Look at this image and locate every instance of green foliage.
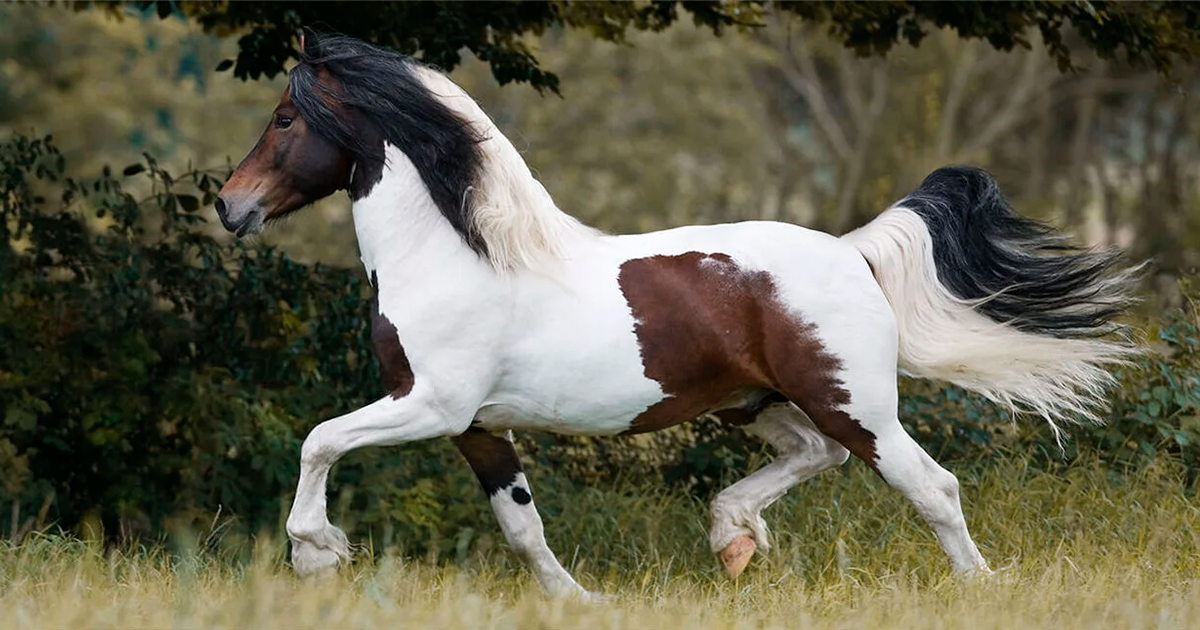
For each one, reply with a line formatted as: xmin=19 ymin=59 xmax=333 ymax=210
xmin=0 ymin=133 xmax=480 ymax=549
xmin=79 ymin=1 xmax=750 ymax=93
xmin=77 ymin=1 xmax=1200 ymax=92
xmin=1078 ymin=287 xmax=1200 ymax=472
xmin=781 ymin=1 xmax=1200 ymax=76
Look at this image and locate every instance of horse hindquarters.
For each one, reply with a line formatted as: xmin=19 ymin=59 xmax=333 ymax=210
xmin=796 ymin=166 xmax=1141 ymax=576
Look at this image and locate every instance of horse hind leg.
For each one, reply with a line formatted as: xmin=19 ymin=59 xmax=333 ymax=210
xmin=773 ymin=323 xmax=991 ymax=576
xmin=709 ymin=401 xmax=849 ymax=579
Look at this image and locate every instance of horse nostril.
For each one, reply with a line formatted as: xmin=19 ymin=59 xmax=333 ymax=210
xmin=214 ymin=196 xmax=227 ymax=218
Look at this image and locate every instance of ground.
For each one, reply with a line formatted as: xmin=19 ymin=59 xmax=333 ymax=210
xmin=2 ymin=457 xmax=1197 ymax=629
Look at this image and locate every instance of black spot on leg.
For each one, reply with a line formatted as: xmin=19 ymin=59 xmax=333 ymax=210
xmin=511 ymin=487 xmax=532 ymax=505
xmin=452 ymin=429 xmax=523 ymax=496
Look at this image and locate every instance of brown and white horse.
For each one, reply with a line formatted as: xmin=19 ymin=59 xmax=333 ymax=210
xmin=216 ymin=34 xmax=1140 ymax=597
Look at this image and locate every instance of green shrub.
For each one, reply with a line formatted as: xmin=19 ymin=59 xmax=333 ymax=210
xmin=1079 ymin=285 xmax=1200 ymax=474
xmin=0 ymin=134 xmax=484 ymax=552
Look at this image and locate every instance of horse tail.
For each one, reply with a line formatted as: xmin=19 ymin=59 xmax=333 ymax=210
xmin=841 ymin=166 xmax=1143 ymax=436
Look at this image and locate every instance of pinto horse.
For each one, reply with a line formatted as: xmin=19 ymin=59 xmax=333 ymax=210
xmin=216 ymin=34 xmax=1139 ymax=597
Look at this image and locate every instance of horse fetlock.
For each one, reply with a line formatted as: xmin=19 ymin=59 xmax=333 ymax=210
xmin=709 ymin=499 xmax=771 ymax=554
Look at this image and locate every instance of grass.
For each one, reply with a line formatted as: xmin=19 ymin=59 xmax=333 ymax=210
xmin=2 ymin=456 xmax=1199 ymax=629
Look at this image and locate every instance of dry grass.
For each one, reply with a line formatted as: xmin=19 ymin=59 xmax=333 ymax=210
xmin=2 ymin=457 xmax=1199 ymax=629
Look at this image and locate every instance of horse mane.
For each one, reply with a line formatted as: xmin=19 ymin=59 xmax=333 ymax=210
xmin=290 ymin=33 xmax=596 ymax=272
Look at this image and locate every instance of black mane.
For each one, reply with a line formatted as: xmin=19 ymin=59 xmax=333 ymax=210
xmin=289 ymin=33 xmax=488 ymax=256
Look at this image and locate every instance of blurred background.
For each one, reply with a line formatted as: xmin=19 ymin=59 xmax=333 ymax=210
xmin=4 ymin=4 xmax=1196 ymax=291
xmin=1 ymin=3 xmax=1197 ymax=562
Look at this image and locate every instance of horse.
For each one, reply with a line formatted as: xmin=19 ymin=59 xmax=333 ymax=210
xmin=214 ymin=33 xmax=1140 ymax=598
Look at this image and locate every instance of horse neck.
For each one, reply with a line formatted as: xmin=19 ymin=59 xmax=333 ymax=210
xmin=351 ymin=143 xmax=495 ymax=290
xmin=414 ymin=67 xmax=600 ymax=273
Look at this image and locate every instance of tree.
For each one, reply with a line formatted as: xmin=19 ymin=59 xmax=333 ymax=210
xmin=80 ymin=1 xmax=1200 ymax=91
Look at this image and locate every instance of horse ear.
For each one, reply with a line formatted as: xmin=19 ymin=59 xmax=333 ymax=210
xmin=297 ymin=30 xmax=306 ymax=55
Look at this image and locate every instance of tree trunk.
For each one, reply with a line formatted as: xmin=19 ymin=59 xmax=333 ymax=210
xmin=1064 ymin=70 xmax=1101 ymax=227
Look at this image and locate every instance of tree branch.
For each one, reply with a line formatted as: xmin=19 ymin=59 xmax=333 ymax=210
xmin=833 ymin=65 xmax=890 ymax=232
xmin=937 ymin=39 xmax=977 ymax=163
xmin=959 ymin=48 xmax=1048 ymax=159
xmin=774 ymin=27 xmax=853 ymax=161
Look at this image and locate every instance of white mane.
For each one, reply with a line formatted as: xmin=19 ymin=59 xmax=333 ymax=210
xmin=413 ymin=67 xmax=601 ymax=273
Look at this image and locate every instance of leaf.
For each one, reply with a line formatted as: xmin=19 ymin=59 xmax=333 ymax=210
xmin=5 ymin=408 xmax=38 ymax=431
xmin=122 ymin=164 xmax=146 ymax=176
xmin=215 ymin=59 xmax=235 ymax=72
xmin=177 ymin=195 xmax=199 ymax=212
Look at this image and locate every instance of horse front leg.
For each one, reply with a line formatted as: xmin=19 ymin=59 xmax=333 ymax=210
xmin=452 ymin=428 xmax=594 ymax=598
xmin=286 ymin=388 xmax=464 ymax=576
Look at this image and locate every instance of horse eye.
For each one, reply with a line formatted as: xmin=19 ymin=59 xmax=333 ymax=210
xmin=275 ymin=115 xmax=294 ymax=129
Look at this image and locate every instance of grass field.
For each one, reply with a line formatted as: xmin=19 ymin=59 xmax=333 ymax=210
xmin=3 ymin=457 xmax=1198 ymax=629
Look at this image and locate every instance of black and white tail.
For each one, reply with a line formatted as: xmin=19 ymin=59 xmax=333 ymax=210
xmin=843 ymin=166 xmax=1142 ymax=432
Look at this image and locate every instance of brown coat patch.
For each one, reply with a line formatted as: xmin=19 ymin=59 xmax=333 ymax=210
xmin=617 ymin=252 xmax=878 ymax=467
xmin=370 ymin=271 xmax=415 ymax=399
xmin=452 ymin=429 xmax=526 ymax=499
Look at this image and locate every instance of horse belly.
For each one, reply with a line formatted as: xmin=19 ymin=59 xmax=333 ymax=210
xmin=475 ymin=291 xmax=669 ymax=436
xmin=474 ymin=358 xmax=667 ymax=435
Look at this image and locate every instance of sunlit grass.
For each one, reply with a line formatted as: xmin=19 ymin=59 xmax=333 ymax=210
xmin=2 ymin=456 xmax=1198 ymax=629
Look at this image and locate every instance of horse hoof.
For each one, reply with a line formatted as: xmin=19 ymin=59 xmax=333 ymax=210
xmin=291 ymin=540 xmax=347 ymax=578
xmin=578 ymin=590 xmax=615 ymax=605
xmin=719 ymin=535 xmax=756 ymax=579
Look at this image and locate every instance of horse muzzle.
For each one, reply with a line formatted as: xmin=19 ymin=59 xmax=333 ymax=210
xmin=214 ymin=195 xmax=265 ymax=237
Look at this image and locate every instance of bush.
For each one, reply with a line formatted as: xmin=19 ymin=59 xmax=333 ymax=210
xmin=0 ymin=134 xmax=483 ymax=552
